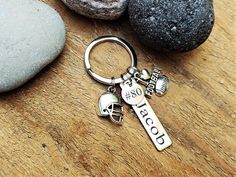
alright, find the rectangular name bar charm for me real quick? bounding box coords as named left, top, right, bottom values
left=120, top=79, right=172, bottom=151
left=133, top=99, right=172, bottom=151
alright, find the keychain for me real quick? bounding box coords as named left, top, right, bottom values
left=84, top=36, right=172, bottom=151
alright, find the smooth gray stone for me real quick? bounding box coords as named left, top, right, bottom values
left=0, top=0, right=66, bottom=93
left=61, top=0, right=129, bottom=20
left=129, top=0, right=215, bottom=52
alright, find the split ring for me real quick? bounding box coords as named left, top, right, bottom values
left=84, top=36, right=138, bottom=85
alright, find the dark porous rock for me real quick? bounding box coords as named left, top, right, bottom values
left=128, top=0, right=215, bottom=52
left=61, top=0, right=129, bottom=20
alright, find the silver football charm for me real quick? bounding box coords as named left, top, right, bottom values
left=155, top=75, right=169, bottom=96
left=141, top=67, right=169, bottom=98
left=98, top=92, right=124, bottom=125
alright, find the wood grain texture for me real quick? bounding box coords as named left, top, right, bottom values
left=0, top=0, right=235, bottom=176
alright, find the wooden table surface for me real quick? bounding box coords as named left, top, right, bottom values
left=0, top=0, right=235, bottom=176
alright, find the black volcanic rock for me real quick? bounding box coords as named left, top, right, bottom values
left=128, top=0, right=215, bottom=52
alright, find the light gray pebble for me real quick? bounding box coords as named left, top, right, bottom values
left=0, top=0, right=66, bottom=92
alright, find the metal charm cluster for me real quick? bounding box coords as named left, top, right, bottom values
left=85, top=35, right=172, bottom=151
left=98, top=66, right=169, bottom=125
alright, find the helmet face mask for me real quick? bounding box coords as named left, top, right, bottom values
left=106, top=103, right=123, bottom=124
left=99, top=92, right=124, bottom=125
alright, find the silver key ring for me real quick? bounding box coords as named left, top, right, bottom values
left=84, top=36, right=138, bottom=85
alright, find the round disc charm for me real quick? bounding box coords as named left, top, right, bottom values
left=121, top=80, right=145, bottom=106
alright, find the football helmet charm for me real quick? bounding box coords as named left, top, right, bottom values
left=98, top=92, right=124, bottom=125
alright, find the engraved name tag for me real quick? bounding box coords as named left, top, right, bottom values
left=133, top=99, right=172, bottom=151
